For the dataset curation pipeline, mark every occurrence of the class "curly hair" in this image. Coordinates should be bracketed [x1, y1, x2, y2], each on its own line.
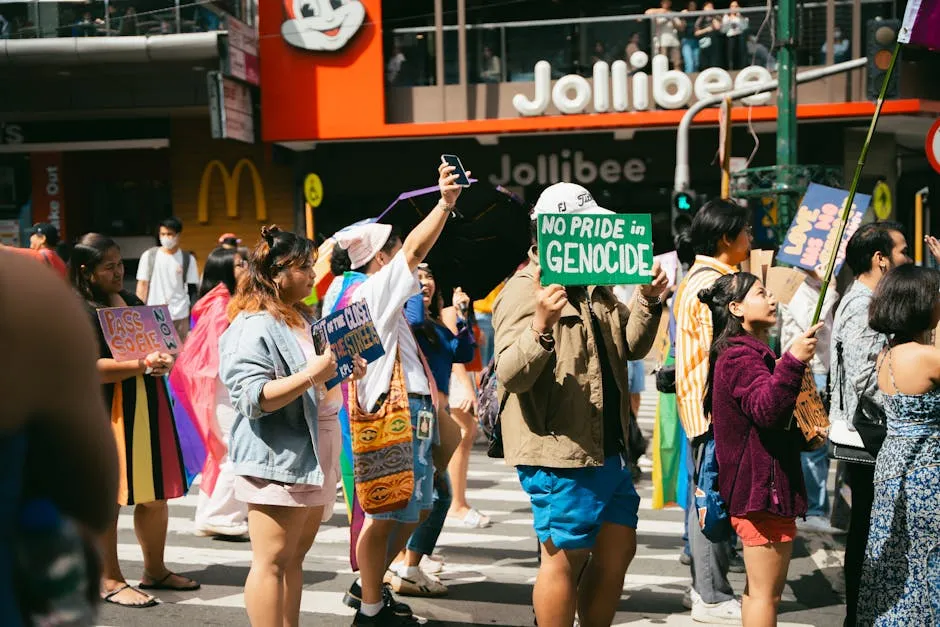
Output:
[228, 225, 317, 328]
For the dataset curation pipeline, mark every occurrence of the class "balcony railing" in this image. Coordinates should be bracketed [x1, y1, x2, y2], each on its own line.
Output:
[0, 0, 249, 39]
[385, 0, 895, 87]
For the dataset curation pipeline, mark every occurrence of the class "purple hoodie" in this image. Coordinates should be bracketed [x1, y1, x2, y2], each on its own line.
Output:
[711, 334, 808, 519]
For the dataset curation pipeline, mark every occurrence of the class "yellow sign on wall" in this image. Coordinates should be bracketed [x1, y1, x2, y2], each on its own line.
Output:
[304, 173, 324, 208]
[872, 181, 892, 220]
[197, 158, 268, 224]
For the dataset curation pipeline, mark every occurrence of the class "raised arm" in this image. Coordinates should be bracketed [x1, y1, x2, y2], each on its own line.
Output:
[402, 163, 467, 272]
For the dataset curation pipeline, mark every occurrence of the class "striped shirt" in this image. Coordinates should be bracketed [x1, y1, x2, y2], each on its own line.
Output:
[675, 255, 736, 439]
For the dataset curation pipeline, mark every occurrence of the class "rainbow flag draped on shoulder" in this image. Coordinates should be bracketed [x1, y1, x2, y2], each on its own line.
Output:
[323, 270, 368, 571]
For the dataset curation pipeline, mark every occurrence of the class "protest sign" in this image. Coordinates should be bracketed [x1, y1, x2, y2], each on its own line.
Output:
[537, 213, 654, 286]
[765, 267, 806, 305]
[312, 300, 385, 389]
[97, 305, 181, 362]
[791, 369, 830, 450]
[776, 183, 870, 276]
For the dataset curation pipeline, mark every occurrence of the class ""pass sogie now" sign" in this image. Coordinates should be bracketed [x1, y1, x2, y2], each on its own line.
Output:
[537, 213, 654, 286]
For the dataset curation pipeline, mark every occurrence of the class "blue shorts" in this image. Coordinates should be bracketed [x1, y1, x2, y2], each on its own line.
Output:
[517, 456, 640, 550]
[366, 396, 435, 524]
[627, 360, 646, 393]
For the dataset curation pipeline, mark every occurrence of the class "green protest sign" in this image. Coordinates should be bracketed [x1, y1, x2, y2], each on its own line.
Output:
[537, 213, 654, 286]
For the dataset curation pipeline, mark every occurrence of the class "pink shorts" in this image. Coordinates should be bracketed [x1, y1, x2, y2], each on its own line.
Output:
[730, 512, 797, 547]
[234, 415, 340, 520]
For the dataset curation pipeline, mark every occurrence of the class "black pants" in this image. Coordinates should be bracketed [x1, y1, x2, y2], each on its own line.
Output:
[843, 463, 875, 627]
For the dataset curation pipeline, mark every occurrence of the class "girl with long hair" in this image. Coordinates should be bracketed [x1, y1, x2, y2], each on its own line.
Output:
[446, 287, 491, 529]
[219, 226, 365, 627]
[699, 272, 823, 626]
[68, 233, 199, 609]
[170, 246, 250, 539]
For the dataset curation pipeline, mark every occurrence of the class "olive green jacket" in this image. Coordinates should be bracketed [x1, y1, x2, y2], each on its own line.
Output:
[493, 247, 662, 468]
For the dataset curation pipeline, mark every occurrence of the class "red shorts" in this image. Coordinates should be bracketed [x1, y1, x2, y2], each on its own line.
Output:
[730, 512, 797, 547]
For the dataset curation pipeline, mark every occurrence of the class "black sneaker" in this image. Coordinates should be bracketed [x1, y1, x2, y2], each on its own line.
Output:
[352, 605, 418, 626]
[343, 580, 413, 617]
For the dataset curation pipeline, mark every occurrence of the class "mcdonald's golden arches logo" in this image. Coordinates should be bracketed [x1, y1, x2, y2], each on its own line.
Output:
[197, 158, 268, 224]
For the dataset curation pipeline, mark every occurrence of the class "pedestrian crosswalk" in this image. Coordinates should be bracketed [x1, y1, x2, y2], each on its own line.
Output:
[98, 375, 848, 626]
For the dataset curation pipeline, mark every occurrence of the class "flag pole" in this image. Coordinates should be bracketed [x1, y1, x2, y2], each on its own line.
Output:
[810, 42, 901, 325]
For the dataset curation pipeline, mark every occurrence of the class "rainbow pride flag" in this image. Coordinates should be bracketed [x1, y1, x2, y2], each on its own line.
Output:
[323, 271, 368, 570]
[651, 354, 690, 511]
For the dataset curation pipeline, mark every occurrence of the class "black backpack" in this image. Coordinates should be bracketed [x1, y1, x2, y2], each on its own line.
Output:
[476, 358, 507, 459]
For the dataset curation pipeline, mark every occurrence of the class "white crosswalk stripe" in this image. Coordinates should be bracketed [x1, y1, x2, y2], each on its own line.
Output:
[99, 373, 845, 626]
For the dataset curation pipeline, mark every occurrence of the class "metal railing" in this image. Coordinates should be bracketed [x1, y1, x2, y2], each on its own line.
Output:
[385, 0, 895, 87]
[0, 0, 245, 39]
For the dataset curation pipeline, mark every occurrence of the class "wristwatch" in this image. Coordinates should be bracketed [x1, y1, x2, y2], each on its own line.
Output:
[531, 327, 555, 351]
[637, 293, 663, 309]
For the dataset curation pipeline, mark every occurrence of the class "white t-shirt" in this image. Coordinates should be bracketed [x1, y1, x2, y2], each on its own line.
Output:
[354, 252, 430, 412]
[137, 248, 199, 321]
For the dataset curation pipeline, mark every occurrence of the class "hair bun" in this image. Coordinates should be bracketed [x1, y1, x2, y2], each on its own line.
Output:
[698, 285, 716, 306]
[260, 225, 281, 245]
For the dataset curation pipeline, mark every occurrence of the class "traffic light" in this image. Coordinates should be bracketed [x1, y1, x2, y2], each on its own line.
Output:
[671, 189, 697, 238]
[867, 18, 900, 100]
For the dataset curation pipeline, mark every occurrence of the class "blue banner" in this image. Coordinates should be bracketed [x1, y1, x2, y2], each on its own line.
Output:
[776, 183, 870, 276]
[312, 300, 385, 389]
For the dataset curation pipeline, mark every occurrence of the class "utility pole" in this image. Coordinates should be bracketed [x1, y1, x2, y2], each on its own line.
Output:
[776, 0, 798, 238]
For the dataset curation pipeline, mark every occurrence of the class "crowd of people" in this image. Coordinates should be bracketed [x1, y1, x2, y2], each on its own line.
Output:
[2, 160, 939, 627]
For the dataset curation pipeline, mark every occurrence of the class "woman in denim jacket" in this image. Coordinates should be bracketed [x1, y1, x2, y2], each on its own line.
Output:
[220, 226, 365, 627]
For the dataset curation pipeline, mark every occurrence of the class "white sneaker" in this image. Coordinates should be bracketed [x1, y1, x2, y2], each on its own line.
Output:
[389, 568, 448, 597]
[194, 522, 249, 538]
[420, 554, 445, 575]
[447, 508, 491, 529]
[682, 588, 693, 610]
[797, 515, 847, 535]
[691, 592, 742, 625]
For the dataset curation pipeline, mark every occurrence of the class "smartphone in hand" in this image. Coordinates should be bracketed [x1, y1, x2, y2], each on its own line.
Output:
[441, 154, 472, 188]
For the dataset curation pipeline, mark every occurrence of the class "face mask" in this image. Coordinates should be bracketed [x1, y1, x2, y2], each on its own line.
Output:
[160, 235, 179, 249]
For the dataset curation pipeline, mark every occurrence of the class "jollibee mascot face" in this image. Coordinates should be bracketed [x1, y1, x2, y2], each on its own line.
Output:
[282, 0, 366, 52]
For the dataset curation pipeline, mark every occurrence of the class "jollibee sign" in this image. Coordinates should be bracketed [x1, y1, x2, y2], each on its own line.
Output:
[514, 54, 773, 116]
[259, 0, 922, 142]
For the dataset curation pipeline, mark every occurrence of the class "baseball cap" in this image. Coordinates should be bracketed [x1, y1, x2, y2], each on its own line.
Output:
[333, 222, 394, 270]
[31, 223, 59, 246]
[532, 182, 614, 219]
[218, 232, 241, 246]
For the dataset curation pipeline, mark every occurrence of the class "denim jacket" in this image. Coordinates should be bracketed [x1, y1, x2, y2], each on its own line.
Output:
[219, 311, 324, 486]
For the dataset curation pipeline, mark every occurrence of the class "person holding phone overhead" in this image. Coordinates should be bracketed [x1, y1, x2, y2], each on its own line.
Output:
[333, 162, 467, 626]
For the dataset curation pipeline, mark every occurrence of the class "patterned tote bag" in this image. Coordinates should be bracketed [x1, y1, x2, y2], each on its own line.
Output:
[347, 352, 415, 514]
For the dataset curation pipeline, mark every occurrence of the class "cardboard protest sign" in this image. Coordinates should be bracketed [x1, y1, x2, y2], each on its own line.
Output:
[765, 267, 806, 305]
[537, 213, 654, 286]
[312, 300, 385, 389]
[791, 369, 830, 449]
[776, 184, 870, 276]
[97, 305, 182, 362]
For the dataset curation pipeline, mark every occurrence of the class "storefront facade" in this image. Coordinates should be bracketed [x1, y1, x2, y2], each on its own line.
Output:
[259, 0, 939, 249]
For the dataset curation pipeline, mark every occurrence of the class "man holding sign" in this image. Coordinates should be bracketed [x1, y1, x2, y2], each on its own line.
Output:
[493, 182, 667, 627]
